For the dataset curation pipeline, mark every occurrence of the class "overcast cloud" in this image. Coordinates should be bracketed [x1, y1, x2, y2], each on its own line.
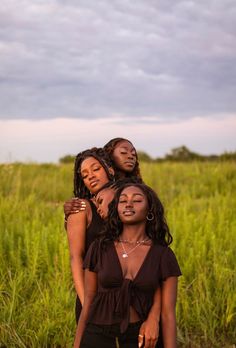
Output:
[1, 0, 236, 121]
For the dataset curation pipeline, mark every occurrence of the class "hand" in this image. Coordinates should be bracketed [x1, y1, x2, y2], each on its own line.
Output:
[64, 198, 86, 218]
[138, 319, 159, 348]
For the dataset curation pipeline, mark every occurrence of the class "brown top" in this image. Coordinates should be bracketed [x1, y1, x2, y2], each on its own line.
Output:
[83, 239, 181, 333]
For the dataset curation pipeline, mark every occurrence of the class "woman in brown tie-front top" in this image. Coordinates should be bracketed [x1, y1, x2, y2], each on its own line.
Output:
[75, 182, 181, 348]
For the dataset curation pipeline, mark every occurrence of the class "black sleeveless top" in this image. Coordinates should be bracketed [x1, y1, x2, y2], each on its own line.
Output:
[75, 200, 104, 322]
[85, 200, 104, 253]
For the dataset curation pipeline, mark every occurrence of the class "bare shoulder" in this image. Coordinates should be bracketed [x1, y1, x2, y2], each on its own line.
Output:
[67, 198, 91, 224]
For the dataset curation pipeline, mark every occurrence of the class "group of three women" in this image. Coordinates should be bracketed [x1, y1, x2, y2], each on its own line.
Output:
[64, 138, 181, 348]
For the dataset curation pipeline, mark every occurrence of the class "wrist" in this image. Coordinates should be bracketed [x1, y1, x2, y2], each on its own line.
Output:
[146, 314, 160, 324]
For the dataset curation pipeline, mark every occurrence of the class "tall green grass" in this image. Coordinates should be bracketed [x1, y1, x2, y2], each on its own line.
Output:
[0, 162, 235, 347]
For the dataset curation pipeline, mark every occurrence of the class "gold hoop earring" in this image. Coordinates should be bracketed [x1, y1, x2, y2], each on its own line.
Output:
[146, 212, 154, 221]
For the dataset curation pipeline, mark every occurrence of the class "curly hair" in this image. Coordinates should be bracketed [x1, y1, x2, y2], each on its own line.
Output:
[103, 138, 142, 180]
[101, 182, 173, 246]
[73, 147, 114, 199]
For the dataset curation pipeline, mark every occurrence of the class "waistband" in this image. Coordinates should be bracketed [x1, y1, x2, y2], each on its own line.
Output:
[86, 321, 142, 336]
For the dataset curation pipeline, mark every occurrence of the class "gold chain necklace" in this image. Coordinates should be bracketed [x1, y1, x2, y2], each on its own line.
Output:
[119, 238, 149, 258]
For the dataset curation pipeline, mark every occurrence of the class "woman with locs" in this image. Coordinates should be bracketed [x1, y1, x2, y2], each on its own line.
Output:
[67, 147, 116, 322]
[64, 138, 141, 219]
[74, 183, 181, 348]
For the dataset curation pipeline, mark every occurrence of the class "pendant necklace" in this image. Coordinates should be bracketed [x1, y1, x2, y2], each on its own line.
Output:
[119, 238, 149, 258]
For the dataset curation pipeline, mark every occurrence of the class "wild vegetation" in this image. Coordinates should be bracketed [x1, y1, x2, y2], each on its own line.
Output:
[0, 161, 235, 347]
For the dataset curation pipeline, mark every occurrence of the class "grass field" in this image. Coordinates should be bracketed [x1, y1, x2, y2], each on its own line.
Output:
[0, 161, 235, 347]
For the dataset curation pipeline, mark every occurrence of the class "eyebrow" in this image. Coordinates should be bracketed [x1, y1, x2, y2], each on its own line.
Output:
[120, 193, 144, 197]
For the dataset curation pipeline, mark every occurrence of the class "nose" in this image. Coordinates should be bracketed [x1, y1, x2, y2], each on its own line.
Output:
[88, 170, 95, 181]
[97, 206, 104, 218]
[127, 152, 135, 160]
[125, 200, 133, 208]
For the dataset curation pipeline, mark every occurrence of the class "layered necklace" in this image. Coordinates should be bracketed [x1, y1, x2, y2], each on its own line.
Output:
[118, 237, 150, 258]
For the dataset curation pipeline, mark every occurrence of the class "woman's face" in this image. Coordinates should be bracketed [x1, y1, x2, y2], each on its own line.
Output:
[112, 140, 137, 173]
[80, 156, 110, 194]
[95, 187, 115, 219]
[117, 186, 149, 224]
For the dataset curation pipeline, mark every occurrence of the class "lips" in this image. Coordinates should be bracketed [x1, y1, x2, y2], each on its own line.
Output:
[124, 161, 135, 167]
[123, 210, 135, 216]
[90, 180, 99, 188]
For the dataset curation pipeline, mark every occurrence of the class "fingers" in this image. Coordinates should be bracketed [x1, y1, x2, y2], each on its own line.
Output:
[144, 337, 157, 348]
[77, 200, 86, 211]
[138, 333, 144, 348]
[71, 200, 86, 212]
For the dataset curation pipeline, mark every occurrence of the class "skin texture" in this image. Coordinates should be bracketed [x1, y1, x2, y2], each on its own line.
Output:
[63, 139, 138, 216]
[66, 157, 112, 306]
[74, 185, 178, 348]
[112, 140, 137, 173]
[80, 157, 111, 194]
[95, 187, 116, 219]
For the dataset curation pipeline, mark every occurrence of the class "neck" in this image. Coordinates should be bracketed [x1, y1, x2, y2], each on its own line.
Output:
[120, 223, 147, 242]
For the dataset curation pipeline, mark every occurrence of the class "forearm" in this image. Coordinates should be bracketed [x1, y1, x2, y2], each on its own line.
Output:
[70, 257, 85, 305]
[147, 286, 161, 323]
[74, 293, 96, 348]
[161, 312, 177, 348]
[73, 307, 88, 348]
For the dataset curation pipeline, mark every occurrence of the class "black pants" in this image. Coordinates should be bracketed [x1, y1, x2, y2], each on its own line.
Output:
[80, 321, 162, 348]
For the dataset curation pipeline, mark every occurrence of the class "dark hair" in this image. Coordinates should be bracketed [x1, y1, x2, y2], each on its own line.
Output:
[103, 138, 142, 180]
[101, 182, 172, 246]
[74, 147, 114, 199]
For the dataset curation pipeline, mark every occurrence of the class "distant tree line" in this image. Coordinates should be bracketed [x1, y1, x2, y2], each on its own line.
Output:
[59, 146, 236, 164]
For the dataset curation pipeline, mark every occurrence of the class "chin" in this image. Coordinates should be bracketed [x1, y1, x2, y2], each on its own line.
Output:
[124, 167, 134, 172]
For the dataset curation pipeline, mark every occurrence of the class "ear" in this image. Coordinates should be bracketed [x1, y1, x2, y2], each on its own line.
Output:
[108, 167, 115, 176]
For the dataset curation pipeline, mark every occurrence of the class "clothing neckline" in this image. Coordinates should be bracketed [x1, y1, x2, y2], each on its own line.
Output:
[112, 241, 154, 282]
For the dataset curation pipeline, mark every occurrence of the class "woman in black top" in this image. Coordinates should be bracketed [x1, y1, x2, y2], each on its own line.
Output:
[67, 147, 115, 322]
[75, 183, 181, 348]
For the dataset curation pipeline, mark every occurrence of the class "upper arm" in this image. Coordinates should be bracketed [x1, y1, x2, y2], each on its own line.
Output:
[66, 205, 88, 258]
[161, 277, 178, 315]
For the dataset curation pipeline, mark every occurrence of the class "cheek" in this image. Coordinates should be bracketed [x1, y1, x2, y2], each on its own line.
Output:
[140, 203, 149, 217]
[99, 171, 109, 182]
[117, 205, 123, 218]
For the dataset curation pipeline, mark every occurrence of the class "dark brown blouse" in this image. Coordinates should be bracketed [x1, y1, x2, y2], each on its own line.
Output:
[83, 239, 181, 333]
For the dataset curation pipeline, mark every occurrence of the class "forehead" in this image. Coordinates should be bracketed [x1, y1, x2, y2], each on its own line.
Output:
[120, 185, 145, 196]
[96, 187, 115, 199]
[80, 156, 101, 171]
[115, 140, 134, 150]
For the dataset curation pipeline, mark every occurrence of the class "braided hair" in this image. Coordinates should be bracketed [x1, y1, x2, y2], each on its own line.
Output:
[103, 138, 142, 180]
[73, 147, 114, 199]
[101, 182, 173, 247]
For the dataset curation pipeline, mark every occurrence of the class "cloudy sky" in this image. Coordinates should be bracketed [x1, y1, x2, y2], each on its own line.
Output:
[0, 0, 236, 162]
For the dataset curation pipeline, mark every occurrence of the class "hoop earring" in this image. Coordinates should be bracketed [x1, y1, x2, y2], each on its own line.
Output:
[146, 212, 154, 221]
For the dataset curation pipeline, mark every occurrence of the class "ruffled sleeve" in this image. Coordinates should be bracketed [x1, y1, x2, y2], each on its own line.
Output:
[160, 247, 182, 281]
[83, 239, 101, 272]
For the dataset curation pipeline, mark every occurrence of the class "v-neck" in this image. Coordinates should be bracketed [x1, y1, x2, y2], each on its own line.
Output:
[112, 241, 154, 282]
